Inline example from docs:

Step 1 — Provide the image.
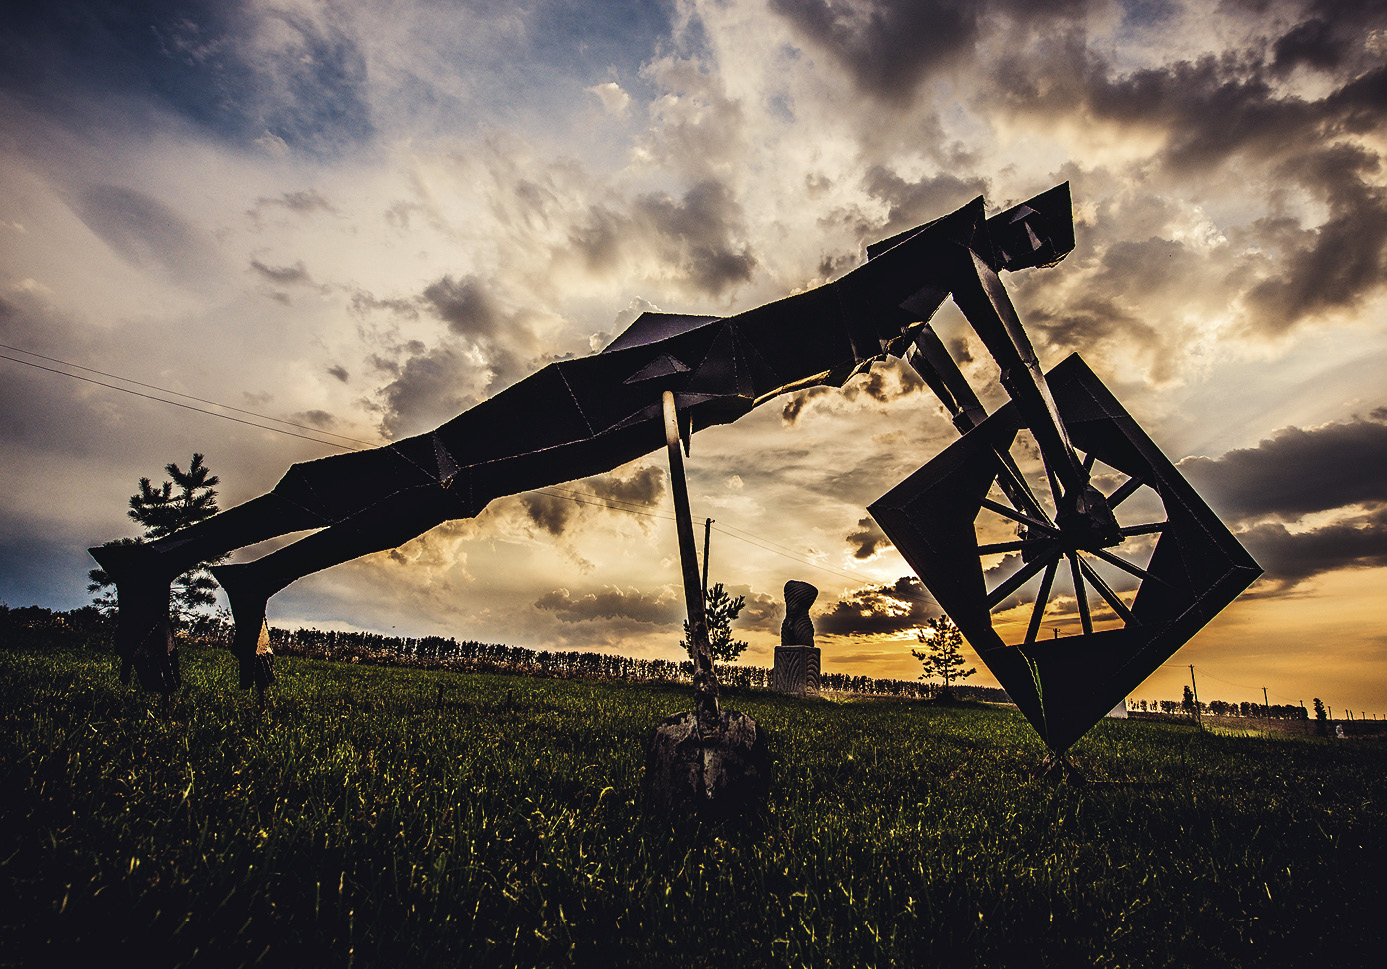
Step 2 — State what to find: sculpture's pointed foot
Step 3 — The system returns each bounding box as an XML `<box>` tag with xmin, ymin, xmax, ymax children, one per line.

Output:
<box><xmin>89</xmin><ymin>542</ymin><xmax>180</xmax><ymax>695</ymax></box>
<box><xmin>211</xmin><ymin>563</ymin><xmax>276</xmax><ymax>693</ymax></box>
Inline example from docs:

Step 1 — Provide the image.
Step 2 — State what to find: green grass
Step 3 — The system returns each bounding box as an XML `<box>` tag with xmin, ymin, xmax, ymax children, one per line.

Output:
<box><xmin>2</xmin><ymin>632</ymin><xmax>1383</xmax><ymax>968</ymax></box>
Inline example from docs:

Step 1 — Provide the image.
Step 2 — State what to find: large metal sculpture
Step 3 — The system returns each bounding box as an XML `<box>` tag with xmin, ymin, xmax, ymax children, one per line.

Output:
<box><xmin>91</xmin><ymin>182</ymin><xmax>1258</xmax><ymax>759</ymax></box>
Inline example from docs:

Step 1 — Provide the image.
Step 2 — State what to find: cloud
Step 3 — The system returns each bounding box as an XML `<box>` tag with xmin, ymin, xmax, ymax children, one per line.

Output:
<box><xmin>588</xmin><ymin>465</ymin><xmax>666</xmax><ymax>508</ymax></box>
<box><xmin>533</xmin><ymin>585</ymin><xmax>680</xmax><ymax>624</ymax></box>
<box><xmin>587</xmin><ymin>81</ymin><xmax>631</xmax><ymax>117</ymax></box>
<box><xmin>373</xmin><ymin>343</ymin><xmax>483</xmax><ymax>439</ymax></box>
<box><xmin>567</xmin><ymin>179</ymin><xmax>758</xmax><ymax>297</ymax></box>
<box><xmin>71</xmin><ymin>184</ymin><xmax>219</xmax><ymax>284</ymax></box>
<box><xmin>1238</xmin><ymin>509</ymin><xmax>1387</xmax><ymax>590</ymax></box>
<box><xmin>0</xmin><ymin>3</ymin><xmax>373</xmax><ymax>155</ymax></box>
<box><xmin>421</xmin><ymin>275</ymin><xmax>509</xmax><ymax>341</ymax></box>
<box><xmin>1180</xmin><ymin>415</ymin><xmax>1387</xmax><ymax>522</ymax></box>
<box><xmin>519</xmin><ymin>491</ymin><xmax>577</xmax><ymax>537</ymax></box>
<box><xmin>817</xmin><ymin>576</ymin><xmax>939</xmax><ymax>636</ymax></box>
<box><xmin>1241</xmin><ymin>144</ymin><xmax>1387</xmax><ymax>334</ymax></box>
<box><xmin>846</xmin><ymin>516</ymin><xmax>891</xmax><ymax>560</ymax></box>
<box><xmin>250</xmin><ymin>259</ymin><xmax>310</xmax><ymax>285</ymax></box>
<box><xmin>327</xmin><ymin>365</ymin><xmax>349</xmax><ymax>383</ymax></box>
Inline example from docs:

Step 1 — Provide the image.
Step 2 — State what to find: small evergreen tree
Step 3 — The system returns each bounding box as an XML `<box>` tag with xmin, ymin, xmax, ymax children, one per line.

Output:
<box><xmin>680</xmin><ymin>582</ymin><xmax>749</xmax><ymax>664</ymax></box>
<box><xmin>1313</xmin><ymin>697</ymin><xmax>1328</xmax><ymax>736</ymax></box>
<box><xmin>88</xmin><ymin>453</ymin><xmax>226</xmax><ymax>626</ymax></box>
<box><xmin>912</xmin><ymin>614</ymin><xmax>974</xmax><ymax>700</ymax></box>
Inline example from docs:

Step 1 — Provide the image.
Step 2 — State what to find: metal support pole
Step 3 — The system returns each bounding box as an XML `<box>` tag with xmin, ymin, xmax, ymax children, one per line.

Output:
<box><xmin>1189</xmin><ymin>664</ymin><xmax>1201</xmax><ymax>725</ymax></box>
<box><xmin>663</xmin><ymin>391</ymin><xmax>718</xmax><ymax>721</ymax></box>
<box><xmin>702</xmin><ymin>517</ymin><xmax>713</xmax><ymax>597</ymax></box>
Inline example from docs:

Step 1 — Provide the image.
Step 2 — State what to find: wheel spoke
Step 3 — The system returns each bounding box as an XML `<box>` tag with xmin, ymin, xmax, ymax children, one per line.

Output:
<box><xmin>1077</xmin><ymin>555</ymin><xmax>1137</xmax><ymax>626</ymax></box>
<box><xmin>1120</xmin><ymin>521</ymin><xmax>1166</xmax><ymax>537</ymax></box>
<box><xmin>1081</xmin><ymin>451</ymin><xmax>1096</xmax><ymax>474</ymax></box>
<box><xmin>986</xmin><ymin>544</ymin><xmax>1061</xmax><ymax>610</ymax></box>
<box><xmin>1025</xmin><ymin>559</ymin><xmax>1059</xmax><ymax>644</ymax></box>
<box><xmin>980</xmin><ymin>498</ymin><xmax>1059</xmax><ymax>535</ymax></box>
<box><xmin>1108</xmin><ymin>474</ymin><xmax>1145</xmax><ymax>508</ymax></box>
<box><xmin>1068</xmin><ymin>552</ymin><xmax>1092</xmax><ymax>635</ymax></box>
<box><xmin>977</xmin><ymin>538</ymin><xmax>1053</xmax><ymax>555</ymax></box>
<box><xmin>1087</xmin><ymin>546</ymin><xmax>1168</xmax><ymax>587</ymax></box>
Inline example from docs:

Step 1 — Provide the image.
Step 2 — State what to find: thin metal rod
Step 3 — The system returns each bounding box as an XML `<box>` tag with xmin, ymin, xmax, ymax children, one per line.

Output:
<box><xmin>1119</xmin><ymin>521</ymin><xmax>1166</xmax><ymax>537</ymax></box>
<box><xmin>702</xmin><ymin>517</ymin><xmax>713</xmax><ymax>596</ymax></box>
<box><xmin>1025</xmin><ymin>560</ymin><xmax>1059</xmax><ymax>644</ymax></box>
<box><xmin>663</xmin><ymin>391</ymin><xmax>718</xmax><ymax>719</ymax></box>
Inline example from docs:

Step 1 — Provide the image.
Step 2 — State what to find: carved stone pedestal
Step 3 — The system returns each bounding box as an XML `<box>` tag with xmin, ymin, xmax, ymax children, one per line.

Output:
<box><xmin>772</xmin><ymin>644</ymin><xmax>821</xmax><ymax>696</ymax></box>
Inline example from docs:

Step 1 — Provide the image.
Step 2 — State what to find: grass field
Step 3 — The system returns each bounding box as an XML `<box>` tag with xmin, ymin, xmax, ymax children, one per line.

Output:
<box><xmin>2</xmin><ymin>631</ymin><xmax>1383</xmax><ymax>968</ymax></box>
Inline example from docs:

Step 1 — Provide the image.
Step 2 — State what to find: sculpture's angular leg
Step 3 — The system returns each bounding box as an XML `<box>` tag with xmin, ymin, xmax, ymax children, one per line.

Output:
<box><xmin>88</xmin><ymin>541</ymin><xmax>180</xmax><ymax>695</ymax></box>
<box><xmin>209</xmin><ymin>563</ymin><xmax>275</xmax><ymax>694</ymax></box>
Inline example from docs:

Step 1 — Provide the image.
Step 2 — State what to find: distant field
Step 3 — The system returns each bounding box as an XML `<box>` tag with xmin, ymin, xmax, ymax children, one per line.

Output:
<box><xmin>2</xmin><ymin>632</ymin><xmax>1383</xmax><ymax>968</ymax></box>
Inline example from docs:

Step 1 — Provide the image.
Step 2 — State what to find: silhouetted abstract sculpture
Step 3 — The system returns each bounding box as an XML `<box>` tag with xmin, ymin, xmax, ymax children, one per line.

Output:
<box><xmin>93</xmin><ymin>181</ymin><xmax>1259</xmax><ymax>760</ymax></box>
<box><xmin>773</xmin><ymin>580</ymin><xmax>820</xmax><ymax>696</ymax></box>
<box><xmin>93</xmin><ymin>184</ymin><xmax>1076</xmax><ymax>696</ymax></box>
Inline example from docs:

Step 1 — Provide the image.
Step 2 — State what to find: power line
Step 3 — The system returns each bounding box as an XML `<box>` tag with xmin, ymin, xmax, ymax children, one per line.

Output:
<box><xmin>0</xmin><ymin>343</ymin><xmax>378</xmax><ymax>447</ymax></box>
<box><xmin>1</xmin><ymin>352</ymin><xmax>362</xmax><ymax>451</ymax></box>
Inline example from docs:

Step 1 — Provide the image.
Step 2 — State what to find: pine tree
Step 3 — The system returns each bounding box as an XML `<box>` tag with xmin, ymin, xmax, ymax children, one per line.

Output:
<box><xmin>680</xmin><ymin>582</ymin><xmax>749</xmax><ymax>664</ymax></box>
<box><xmin>912</xmin><ymin>614</ymin><xmax>975</xmax><ymax>700</ymax></box>
<box><xmin>88</xmin><ymin>453</ymin><xmax>226</xmax><ymax>625</ymax></box>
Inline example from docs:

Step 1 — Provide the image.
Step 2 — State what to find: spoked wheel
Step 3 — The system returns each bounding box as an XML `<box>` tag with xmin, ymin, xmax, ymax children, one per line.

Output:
<box><xmin>870</xmin><ymin>354</ymin><xmax>1260</xmax><ymax>754</ymax></box>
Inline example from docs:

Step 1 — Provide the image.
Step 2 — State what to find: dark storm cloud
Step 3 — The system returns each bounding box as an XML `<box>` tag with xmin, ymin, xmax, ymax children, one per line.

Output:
<box><xmin>769</xmin><ymin>0</ymin><xmax>1096</xmax><ymax>104</ymax></box>
<box><xmin>1180</xmin><ymin>415</ymin><xmax>1387</xmax><ymax>522</ymax></box>
<box><xmin>72</xmin><ymin>184</ymin><xmax>218</xmax><ymax>283</ymax></box>
<box><xmin>1238</xmin><ymin>509</ymin><xmax>1387</xmax><ymax>589</ymax></box>
<box><xmin>861</xmin><ymin>167</ymin><xmax>989</xmax><ymax>238</ymax></box>
<box><xmin>249</xmin><ymin>259</ymin><xmax>310</xmax><ymax>285</ymax></box>
<box><xmin>991</xmin><ymin>43</ymin><xmax>1321</xmax><ymax>174</ymax></box>
<box><xmin>375</xmin><ymin>344</ymin><xmax>480</xmax><ymax>439</ymax></box>
<box><xmin>587</xmin><ymin>466</ymin><xmax>666</xmax><ymax>508</ymax></box>
<box><xmin>846</xmin><ymin>516</ymin><xmax>891</xmax><ymax>559</ymax></box>
<box><xmin>1270</xmin><ymin>18</ymin><xmax>1348</xmax><ymax>75</ymax></box>
<box><xmin>533</xmin><ymin>586</ymin><xmax>680</xmax><ymax>624</ymax></box>
<box><xmin>1242</xmin><ymin>145</ymin><xmax>1387</xmax><ymax>334</ymax></box>
<box><xmin>818</xmin><ymin>576</ymin><xmax>939</xmax><ymax>636</ymax></box>
<box><xmin>570</xmin><ymin>179</ymin><xmax>757</xmax><ymax>297</ymax></box>
<box><xmin>843</xmin><ymin>361</ymin><xmax>925</xmax><ymax>405</ymax></box>
<box><xmin>414</xmin><ymin>275</ymin><xmax>540</xmax><ymax>410</ymax></box>
<box><xmin>520</xmin><ymin>492</ymin><xmax>577</xmax><ymax>537</ymax></box>
<box><xmin>0</xmin><ymin>2</ymin><xmax>372</xmax><ymax>155</ymax></box>
<box><xmin>421</xmin><ymin>276</ymin><xmax>508</xmax><ymax>340</ymax></box>
<box><xmin>779</xmin><ymin>386</ymin><xmax>833</xmax><ymax>425</ymax></box>
<box><xmin>327</xmin><ymin>365</ymin><xmax>349</xmax><ymax>383</ymax></box>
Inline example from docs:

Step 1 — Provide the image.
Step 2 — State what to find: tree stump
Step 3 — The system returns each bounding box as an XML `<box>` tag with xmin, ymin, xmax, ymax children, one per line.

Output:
<box><xmin>645</xmin><ymin>709</ymin><xmax>770</xmax><ymax>823</ymax></box>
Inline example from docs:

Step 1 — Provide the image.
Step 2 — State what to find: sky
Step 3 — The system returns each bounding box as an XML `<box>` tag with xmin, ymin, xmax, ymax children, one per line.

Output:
<box><xmin>1</xmin><ymin>0</ymin><xmax>1385</xmax><ymax>714</ymax></box>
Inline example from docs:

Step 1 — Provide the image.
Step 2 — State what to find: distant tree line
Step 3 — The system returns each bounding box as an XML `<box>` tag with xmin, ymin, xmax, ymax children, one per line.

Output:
<box><xmin>265</xmin><ymin>624</ymin><xmax>1000</xmax><ymax>699</ymax></box>
<box><xmin>2</xmin><ymin>605</ymin><xmax>1326</xmax><ymax>716</ymax></box>
<box><xmin>1127</xmin><ymin>695</ymin><xmax>1309</xmax><ymax>720</ymax></box>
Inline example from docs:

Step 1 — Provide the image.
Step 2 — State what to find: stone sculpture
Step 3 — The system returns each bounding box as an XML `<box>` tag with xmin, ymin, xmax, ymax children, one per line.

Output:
<box><xmin>773</xmin><ymin>580</ymin><xmax>820</xmax><ymax>696</ymax></box>
<box><xmin>92</xmin><ymin>181</ymin><xmax>1259</xmax><ymax>762</ymax></box>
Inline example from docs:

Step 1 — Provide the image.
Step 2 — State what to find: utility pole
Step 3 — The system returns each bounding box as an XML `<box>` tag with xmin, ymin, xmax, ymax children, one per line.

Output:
<box><xmin>1189</xmin><ymin>665</ymin><xmax>1201</xmax><ymax>724</ymax></box>
<box><xmin>702</xmin><ymin>517</ymin><xmax>713</xmax><ymax>596</ymax></box>
<box><xmin>1262</xmin><ymin>686</ymin><xmax>1269</xmax><ymax>717</ymax></box>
